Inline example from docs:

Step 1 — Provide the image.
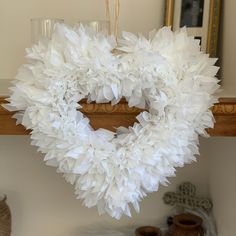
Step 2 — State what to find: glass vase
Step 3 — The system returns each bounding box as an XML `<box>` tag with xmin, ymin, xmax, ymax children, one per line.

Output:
<box><xmin>30</xmin><ymin>18</ymin><xmax>64</xmax><ymax>44</ymax></box>
<box><xmin>77</xmin><ymin>20</ymin><xmax>110</xmax><ymax>35</ymax></box>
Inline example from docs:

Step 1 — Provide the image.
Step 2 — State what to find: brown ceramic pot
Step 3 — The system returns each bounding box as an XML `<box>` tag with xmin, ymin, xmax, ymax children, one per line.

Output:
<box><xmin>135</xmin><ymin>226</ymin><xmax>161</xmax><ymax>236</ymax></box>
<box><xmin>169</xmin><ymin>213</ymin><xmax>203</xmax><ymax>236</ymax></box>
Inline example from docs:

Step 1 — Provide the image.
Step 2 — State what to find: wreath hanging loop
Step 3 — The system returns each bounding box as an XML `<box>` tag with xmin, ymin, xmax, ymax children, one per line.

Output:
<box><xmin>105</xmin><ymin>0</ymin><xmax>120</xmax><ymax>41</ymax></box>
<box><xmin>5</xmin><ymin>23</ymin><xmax>219</xmax><ymax>219</ymax></box>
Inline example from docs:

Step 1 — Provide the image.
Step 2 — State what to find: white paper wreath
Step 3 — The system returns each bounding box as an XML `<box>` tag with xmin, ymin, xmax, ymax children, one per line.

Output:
<box><xmin>5</xmin><ymin>24</ymin><xmax>219</xmax><ymax>219</ymax></box>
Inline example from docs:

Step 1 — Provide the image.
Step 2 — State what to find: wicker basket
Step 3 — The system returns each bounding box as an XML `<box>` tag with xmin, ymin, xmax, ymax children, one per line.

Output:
<box><xmin>0</xmin><ymin>195</ymin><xmax>11</xmax><ymax>236</ymax></box>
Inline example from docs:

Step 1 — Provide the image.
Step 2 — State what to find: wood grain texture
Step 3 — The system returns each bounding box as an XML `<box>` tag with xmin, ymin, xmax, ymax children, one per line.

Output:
<box><xmin>1</xmin><ymin>96</ymin><xmax>236</xmax><ymax>136</ymax></box>
<box><xmin>208</xmin><ymin>98</ymin><xmax>236</xmax><ymax>136</ymax></box>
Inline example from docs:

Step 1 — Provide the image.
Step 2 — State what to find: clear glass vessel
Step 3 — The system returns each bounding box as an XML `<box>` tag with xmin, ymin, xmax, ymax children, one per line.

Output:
<box><xmin>77</xmin><ymin>20</ymin><xmax>110</xmax><ymax>34</ymax></box>
<box><xmin>30</xmin><ymin>18</ymin><xmax>64</xmax><ymax>44</ymax></box>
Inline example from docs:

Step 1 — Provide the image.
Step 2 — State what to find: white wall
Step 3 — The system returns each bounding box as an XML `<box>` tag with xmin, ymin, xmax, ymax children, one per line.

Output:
<box><xmin>0</xmin><ymin>136</ymin><xmax>209</xmax><ymax>236</ymax></box>
<box><xmin>207</xmin><ymin>2</ymin><xmax>236</xmax><ymax>236</ymax></box>
<box><xmin>208</xmin><ymin>138</ymin><xmax>236</xmax><ymax>236</ymax></box>
<box><xmin>0</xmin><ymin>0</ymin><xmax>165</xmax><ymax>80</ymax></box>
<box><xmin>219</xmin><ymin>0</ymin><xmax>236</xmax><ymax>96</ymax></box>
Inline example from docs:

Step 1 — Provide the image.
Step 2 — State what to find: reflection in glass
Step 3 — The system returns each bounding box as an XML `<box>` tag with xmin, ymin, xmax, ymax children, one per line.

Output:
<box><xmin>180</xmin><ymin>0</ymin><xmax>204</xmax><ymax>27</ymax></box>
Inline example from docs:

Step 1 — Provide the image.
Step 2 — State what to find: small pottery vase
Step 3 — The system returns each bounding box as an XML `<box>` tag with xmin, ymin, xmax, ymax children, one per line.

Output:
<box><xmin>169</xmin><ymin>213</ymin><xmax>203</xmax><ymax>236</ymax></box>
<box><xmin>135</xmin><ymin>226</ymin><xmax>161</xmax><ymax>236</ymax></box>
<box><xmin>0</xmin><ymin>195</ymin><xmax>11</xmax><ymax>236</ymax></box>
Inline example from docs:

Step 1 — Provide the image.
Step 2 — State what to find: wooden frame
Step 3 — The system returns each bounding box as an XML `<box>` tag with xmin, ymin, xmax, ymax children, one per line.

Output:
<box><xmin>165</xmin><ymin>0</ymin><xmax>221</xmax><ymax>57</ymax></box>
<box><xmin>1</xmin><ymin>96</ymin><xmax>236</xmax><ymax>136</ymax></box>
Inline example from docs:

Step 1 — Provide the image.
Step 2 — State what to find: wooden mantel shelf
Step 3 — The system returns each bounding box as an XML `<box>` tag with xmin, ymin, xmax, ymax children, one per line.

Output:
<box><xmin>1</xmin><ymin>96</ymin><xmax>236</xmax><ymax>136</ymax></box>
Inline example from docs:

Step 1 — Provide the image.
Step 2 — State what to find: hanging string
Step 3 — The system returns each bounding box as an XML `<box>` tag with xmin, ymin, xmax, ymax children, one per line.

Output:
<box><xmin>105</xmin><ymin>0</ymin><xmax>111</xmax><ymax>35</ymax></box>
<box><xmin>104</xmin><ymin>0</ymin><xmax>120</xmax><ymax>43</ymax></box>
<box><xmin>114</xmin><ymin>0</ymin><xmax>120</xmax><ymax>43</ymax></box>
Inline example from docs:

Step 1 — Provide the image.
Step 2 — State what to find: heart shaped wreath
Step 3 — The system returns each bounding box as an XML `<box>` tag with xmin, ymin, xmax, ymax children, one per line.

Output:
<box><xmin>5</xmin><ymin>24</ymin><xmax>219</xmax><ymax>219</ymax></box>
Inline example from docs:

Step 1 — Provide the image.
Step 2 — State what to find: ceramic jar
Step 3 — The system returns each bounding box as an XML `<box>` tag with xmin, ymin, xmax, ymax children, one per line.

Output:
<box><xmin>135</xmin><ymin>226</ymin><xmax>161</xmax><ymax>236</ymax></box>
<box><xmin>169</xmin><ymin>213</ymin><xmax>203</xmax><ymax>236</ymax></box>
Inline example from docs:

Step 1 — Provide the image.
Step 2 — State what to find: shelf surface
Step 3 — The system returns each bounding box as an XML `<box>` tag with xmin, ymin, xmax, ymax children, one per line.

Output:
<box><xmin>1</xmin><ymin>96</ymin><xmax>236</xmax><ymax>136</ymax></box>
